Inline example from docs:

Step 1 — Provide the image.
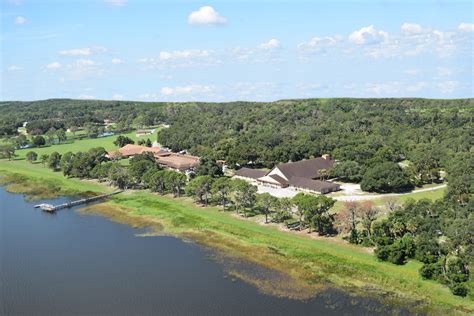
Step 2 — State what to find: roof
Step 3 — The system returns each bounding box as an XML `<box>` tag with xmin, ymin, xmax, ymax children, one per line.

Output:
<box><xmin>234</xmin><ymin>167</ymin><xmax>267</xmax><ymax>180</ymax></box>
<box><xmin>269</xmin><ymin>174</ymin><xmax>288</xmax><ymax>186</ymax></box>
<box><xmin>276</xmin><ymin>157</ymin><xmax>334</xmax><ymax>180</ymax></box>
<box><xmin>155</xmin><ymin>152</ymin><xmax>200</xmax><ymax>171</ymax></box>
<box><xmin>108</xmin><ymin>144</ymin><xmax>162</xmax><ymax>157</ymax></box>
<box><xmin>288</xmin><ymin>177</ymin><xmax>340</xmax><ymax>193</ymax></box>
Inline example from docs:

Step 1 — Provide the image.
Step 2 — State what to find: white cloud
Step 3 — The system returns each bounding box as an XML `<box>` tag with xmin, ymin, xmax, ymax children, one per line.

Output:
<box><xmin>7</xmin><ymin>65</ymin><xmax>23</xmax><ymax>72</ymax></box>
<box><xmin>160</xmin><ymin>85</ymin><xmax>213</xmax><ymax>96</ymax></box>
<box><xmin>59</xmin><ymin>46</ymin><xmax>107</xmax><ymax>56</ymax></box>
<box><xmin>350</xmin><ymin>23</ymin><xmax>468</xmax><ymax>58</ymax></box>
<box><xmin>15</xmin><ymin>16</ymin><xmax>26</xmax><ymax>25</ymax></box>
<box><xmin>111</xmin><ymin>58</ymin><xmax>122</xmax><ymax>64</ymax></box>
<box><xmin>139</xmin><ymin>50</ymin><xmax>219</xmax><ymax>68</ymax></box>
<box><xmin>59</xmin><ymin>48</ymin><xmax>92</xmax><ymax>56</ymax></box>
<box><xmin>61</xmin><ymin>59</ymin><xmax>102</xmax><ymax>80</ymax></box>
<box><xmin>437</xmin><ymin>81</ymin><xmax>459</xmax><ymax>94</ymax></box>
<box><xmin>159</xmin><ymin>49</ymin><xmax>211</xmax><ymax>61</ymax></box>
<box><xmin>188</xmin><ymin>6</ymin><xmax>226</xmax><ymax>26</ymax></box>
<box><xmin>349</xmin><ymin>25</ymin><xmax>388</xmax><ymax>45</ymax></box>
<box><xmin>105</xmin><ymin>0</ymin><xmax>126</xmax><ymax>6</ymax></box>
<box><xmin>112</xmin><ymin>94</ymin><xmax>124</xmax><ymax>100</ymax></box>
<box><xmin>74</xmin><ymin>59</ymin><xmax>96</xmax><ymax>66</ymax></box>
<box><xmin>297</xmin><ymin>36</ymin><xmax>338</xmax><ymax>54</ymax></box>
<box><xmin>258</xmin><ymin>38</ymin><xmax>281</xmax><ymax>50</ymax></box>
<box><xmin>401</xmin><ymin>23</ymin><xmax>423</xmax><ymax>34</ymax></box>
<box><xmin>458</xmin><ymin>22</ymin><xmax>474</xmax><ymax>32</ymax></box>
<box><xmin>46</xmin><ymin>62</ymin><xmax>62</xmax><ymax>69</ymax></box>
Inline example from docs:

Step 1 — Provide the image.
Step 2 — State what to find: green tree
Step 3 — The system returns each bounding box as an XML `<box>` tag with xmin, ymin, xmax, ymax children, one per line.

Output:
<box><xmin>330</xmin><ymin>160</ymin><xmax>362</xmax><ymax>182</ymax></box>
<box><xmin>292</xmin><ymin>193</ymin><xmax>307</xmax><ymax>230</ymax></box>
<box><xmin>108</xmin><ymin>163</ymin><xmax>132</xmax><ymax>189</ymax></box>
<box><xmin>69</xmin><ymin>126</ymin><xmax>79</xmax><ymax>138</ymax></box>
<box><xmin>231</xmin><ymin>179</ymin><xmax>257</xmax><ymax>215</ymax></box>
<box><xmin>166</xmin><ymin>171</ymin><xmax>187</xmax><ymax>197</ymax></box>
<box><xmin>445</xmin><ymin>153</ymin><xmax>472</xmax><ymax>205</ymax></box>
<box><xmin>32</xmin><ymin>135</ymin><xmax>46</xmax><ymax>147</ymax></box>
<box><xmin>45</xmin><ymin>127</ymin><xmax>56</xmax><ymax>144</ymax></box>
<box><xmin>114</xmin><ymin>135</ymin><xmax>135</xmax><ymax>147</ymax></box>
<box><xmin>211</xmin><ymin>177</ymin><xmax>232</xmax><ymax>210</ymax></box>
<box><xmin>195</xmin><ymin>156</ymin><xmax>223</xmax><ymax>177</ymax></box>
<box><xmin>129</xmin><ymin>159</ymin><xmax>157</xmax><ymax>185</ymax></box>
<box><xmin>84</xmin><ymin>123</ymin><xmax>99</xmax><ymax>138</ymax></box>
<box><xmin>0</xmin><ymin>144</ymin><xmax>16</xmax><ymax>160</ymax></box>
<box><xmin>361</xmin><ymin>162</ymin><xmax>414</xmax><ymax>193</ymax></box>
<box><xmin>47</xmin><ymin>151</ymin><xmax>61</xmax><ymax>171</ymax></box>
<box><xmin>256</xmin><ymin>193</ymin><xmax>278</xmax><ymax>223</ymax></box>
<box><xmin>40</xmin><ymin>154</ymin><xmax>49</xmax><ymax>166</ymax></box>
<box><xmin>272</xmin><ymin>197</ymin><xmax>293</xmax><ymax>223</ymax></box>
<box><xmin>60</xmin><ymin>152</ymin><xmax>75</xmax><ymax>176</ymax></box>
<box><xmin>26</xmin><ymin>151</ymin><xmax>38</xmax><ymax>163</ymax></box>
<box><xmin>14</xmin><ymin>134</ymin><xmax>29</xmax><ymax>148</ymax></box>
<box><xmin>56</xmin><ymin>128</ymin><xmax>67</xmax><ymax>144</ymax></box>
<box><xmin>186</xmin><ymin>175</ymin><xmax>214</xmax><ymax>205</ymax></box>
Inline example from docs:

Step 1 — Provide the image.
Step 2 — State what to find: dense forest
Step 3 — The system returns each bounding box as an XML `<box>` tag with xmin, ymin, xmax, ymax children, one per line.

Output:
<box><xmin>2</xmin><ymin>98</ymin><xmax>472</xmax><ymax>192</ymax></box>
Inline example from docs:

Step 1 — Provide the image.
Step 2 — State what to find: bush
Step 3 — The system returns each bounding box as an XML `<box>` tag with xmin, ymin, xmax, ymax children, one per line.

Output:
<box><xmin>375</xmin><ymin>241</ymin><xmax>408</xmax><ymax>265</ymax></box>
<box><xmin>349</xmin><ymin>229</ymin><xmax>359</xmax><ymax>244</ymax></box>
<box><xmin>387</xmin><ymin>243</ymin><xmax>407</xmax><ymax>265</ymax></box>
<box><xmin>450</xmin><ymin>283</ymin><xmax>469</xmax><ymax>297</ymax></box>
<box><xmin>375</xmin><ymin>246</ymin><xmax>390</xmax><ymax>261</ymax></box>
<box><xmin>419</xmin><ymin>263</ymin><xmax>443</xmax><ymax>280</ymax></box>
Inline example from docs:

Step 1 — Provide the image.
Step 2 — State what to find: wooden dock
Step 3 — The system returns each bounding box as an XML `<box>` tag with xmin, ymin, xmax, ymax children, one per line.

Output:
<box><xmin>34</xmin><ymin>191</ymin><xmax>123</xmax><ymax>213</ymax></box>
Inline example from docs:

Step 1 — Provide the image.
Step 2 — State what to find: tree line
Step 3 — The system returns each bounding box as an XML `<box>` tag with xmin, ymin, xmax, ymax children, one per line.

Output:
<box><xmin>336</xmin><ymin>153</ymin><xmax>472</xmax><ymax>297</ymax></box>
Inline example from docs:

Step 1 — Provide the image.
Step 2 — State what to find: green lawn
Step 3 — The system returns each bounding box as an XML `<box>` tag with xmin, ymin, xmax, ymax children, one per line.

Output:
<box><xmin>12</xmin><ymin>128</ymin><xmax>160</xmax><ymax>160</ymax></box>
<box><xmin>0</xmin><ymin>159</ymin><xmax>472</xmax><ymax>314</ymax></box>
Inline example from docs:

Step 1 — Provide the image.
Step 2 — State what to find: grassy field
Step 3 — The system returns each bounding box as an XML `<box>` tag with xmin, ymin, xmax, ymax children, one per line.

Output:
<box><xmin>0</xmin><ymin>158</ymin><xmax>472</xmax><ymax>314</ymax></box>
<box><xmin>10</xmin><ymin>128</ymin><xmax>159</xmax><ymax>160</ymax></box>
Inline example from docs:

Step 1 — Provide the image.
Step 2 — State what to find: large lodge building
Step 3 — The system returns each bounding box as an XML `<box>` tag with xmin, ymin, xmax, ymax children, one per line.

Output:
<box><xmin>107</xmin><ymin>144</ymin><xmax>200</xmax><ymax>172</ymax></box>
<box><xmin>234</xmin><ymin>155</ymin><xmax>340</xmax><ymax>194</ymax></box>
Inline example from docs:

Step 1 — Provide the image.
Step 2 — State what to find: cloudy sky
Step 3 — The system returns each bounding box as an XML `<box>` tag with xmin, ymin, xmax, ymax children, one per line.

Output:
<box><xmin>1</xmin><ymin>0</ymin><xmax>473</xmax><ymax>101</ymax></box>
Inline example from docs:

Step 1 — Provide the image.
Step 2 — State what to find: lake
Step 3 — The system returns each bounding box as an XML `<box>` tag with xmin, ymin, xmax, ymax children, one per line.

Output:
<box><xmin>0</xmin><ymin>188</ymin><xmax>409</xmax><ymax>315</ymax></box>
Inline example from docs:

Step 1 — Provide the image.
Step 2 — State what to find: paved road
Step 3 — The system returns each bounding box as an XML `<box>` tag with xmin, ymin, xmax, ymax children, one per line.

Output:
<box><xmin>333</xmin><ymin>184</ymin><xmax>447</xmax><ymax>201</ymax></box>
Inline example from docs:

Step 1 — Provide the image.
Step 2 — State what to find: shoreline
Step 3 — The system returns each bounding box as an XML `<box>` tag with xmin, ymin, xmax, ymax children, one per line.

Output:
<box><xmin>1</xmin><ymin>161</ymin><xmax>473</xmax><ymax>315</ymax></box>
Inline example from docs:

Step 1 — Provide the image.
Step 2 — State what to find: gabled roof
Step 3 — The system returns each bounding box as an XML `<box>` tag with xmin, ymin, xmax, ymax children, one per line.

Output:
<box><xmin>234</xmin><ymin>167</ymin><xmax>267</xmax><ymax>180</ymax></box>
<box><xmin>288</xmin><ymin>177</ymin><xmax>340</xmax><ymax>193</ymax></box>
<box><xmin>276</xmin><ymin>157</ymin><xmax>334</xmax><ymax>180</ymax></box>
<box><xmin>269</xmin><ymin>174</ymin><xmax>288</xmax><ymax>186</ymax></box>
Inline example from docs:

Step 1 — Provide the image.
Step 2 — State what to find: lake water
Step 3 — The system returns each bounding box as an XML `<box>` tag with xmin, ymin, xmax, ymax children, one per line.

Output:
<box><xmin>0</xmin><ymin>188</ymin><xmax>409</xmax><ymax>315</ymax></box>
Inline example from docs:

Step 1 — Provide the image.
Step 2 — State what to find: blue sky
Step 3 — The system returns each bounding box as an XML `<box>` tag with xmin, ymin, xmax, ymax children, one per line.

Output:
<box><xmin>1</xmin><ymin>0</ymin><xmax>473</xmax><ymax>101</ymax></box>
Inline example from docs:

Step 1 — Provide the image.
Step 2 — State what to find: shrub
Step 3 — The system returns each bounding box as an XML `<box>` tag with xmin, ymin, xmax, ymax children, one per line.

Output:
<box><xmin>349</xmin><ymin>229</ymin><xmax>359</xmax><ymax>244</ymax></box>
<box><xmin>375</xmin><ymin>245</ymin><xmax>390</xmax><ymax>261</ymax></box>
<box><xmin>450</xmin><ymin>283</ymin><xmax>469</xmax><ymax>297</ymax></box>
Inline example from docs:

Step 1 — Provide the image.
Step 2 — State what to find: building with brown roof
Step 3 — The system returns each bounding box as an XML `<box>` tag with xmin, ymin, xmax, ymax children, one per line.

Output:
<box><xmin>234</xmin><ymin>156</ymin><xmax>340</xmax><ymax>194</ymax></box>
<box><xmin>154</xmin><ymin>152</ymin><xmax>200</xmax><ymax>172</ymax></box>
<box><xmin>234</xmin><ymin>167</ymin><xmax>267</xmax><ymax>181</ymax></box>
<box><xmin>107</xmin><ymin>144</ymin><xmax>163</xmax><ymax>158</ymax></box>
